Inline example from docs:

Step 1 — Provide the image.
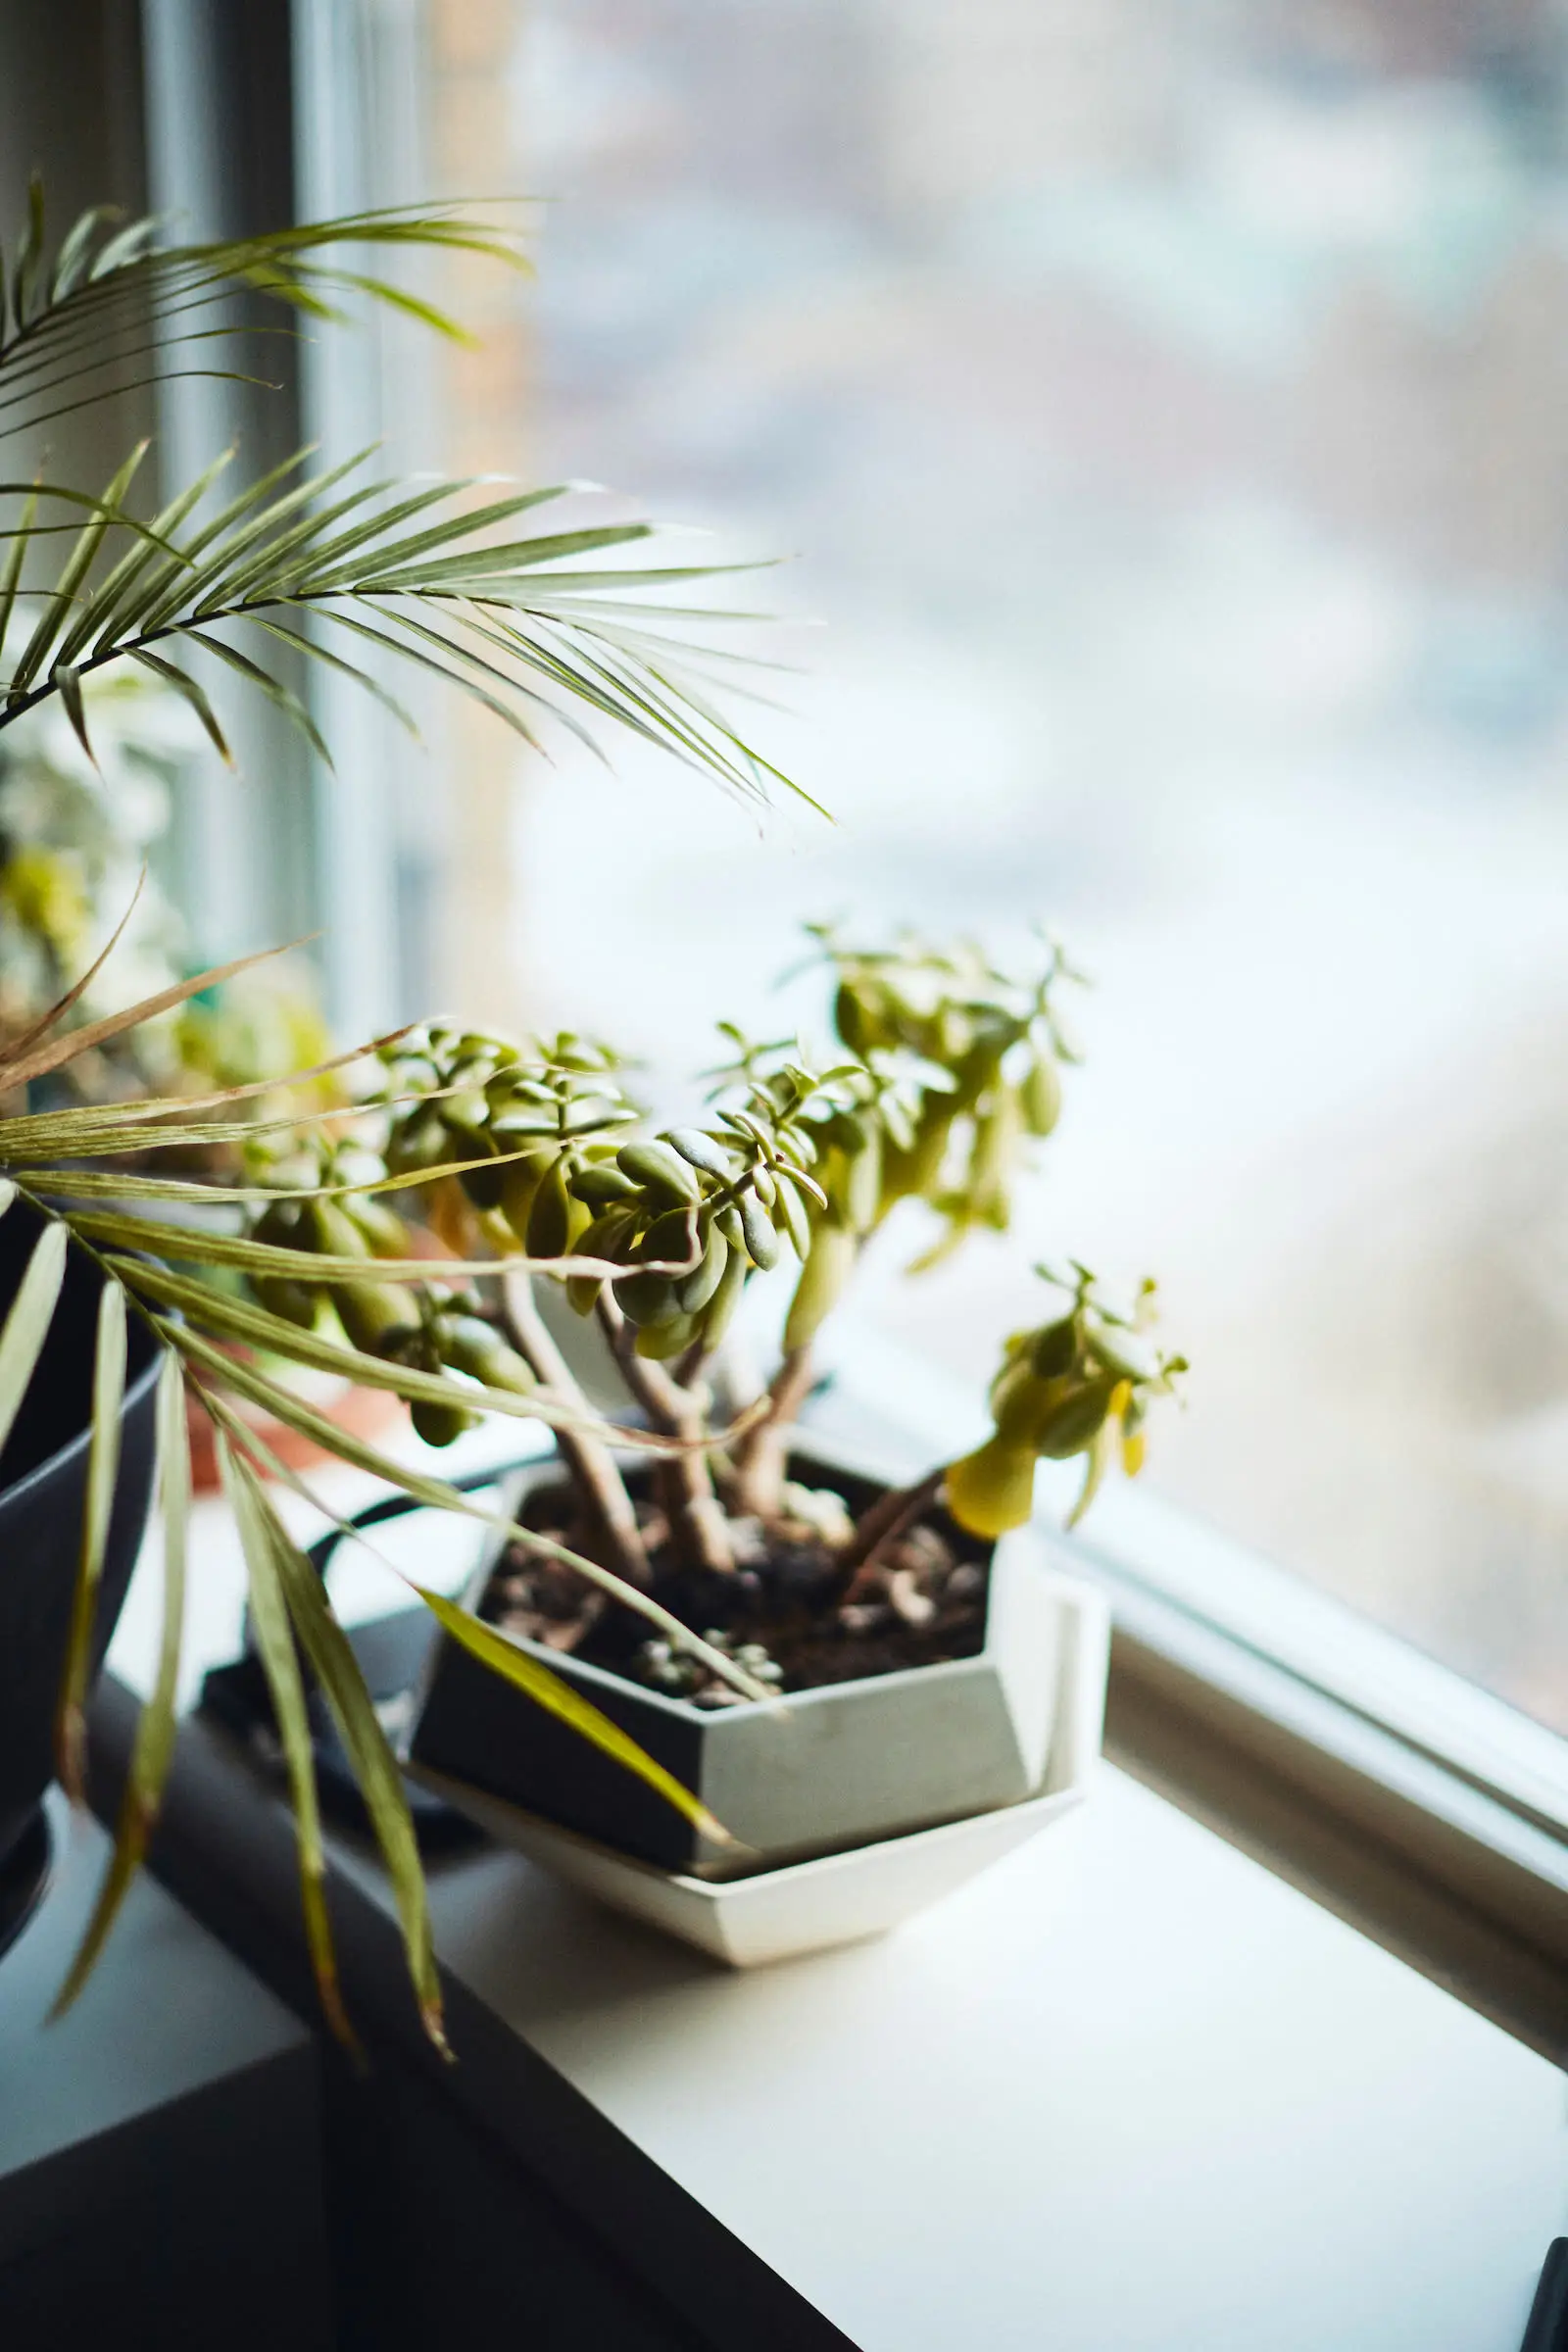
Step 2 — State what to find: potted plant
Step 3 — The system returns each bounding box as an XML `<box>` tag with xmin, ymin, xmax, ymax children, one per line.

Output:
<box><xmin>0</xmin><ymin>180</ymin><xmax>797</xmax><ymax>2039</ymax></box>
<box><xmin>246</xmin><ymin>928</ymin><xmax>1184</xmax><ymax>1908</ymax></box>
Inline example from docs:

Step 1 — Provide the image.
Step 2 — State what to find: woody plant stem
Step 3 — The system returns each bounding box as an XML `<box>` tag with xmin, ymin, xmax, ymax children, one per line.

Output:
<box><xmin>498</xmin><ymin>1269</ymin><xmax>652</xmax><ymax>1587</ymax></box>
<box><xmin>728</xmin><ymin>1343</ymin><xmax>819</xmax><ymax>1521</ymax></box>
<box><xmin>596</xmin><ymin>1293</ymin><xmax>735</xmax><ymax>1575</ymax></box>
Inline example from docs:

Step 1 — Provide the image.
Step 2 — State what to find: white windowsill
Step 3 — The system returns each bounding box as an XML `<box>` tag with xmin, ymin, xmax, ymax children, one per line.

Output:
<box><xmin>333</xmin><ymin>1715</ymin><xmax>1568</xmax><ymax>2351</ymax></box>
<box><xmin>98</xmin><ymin>1337</ymin><xmax>1568</xmax><ymax>2345</ymax></box>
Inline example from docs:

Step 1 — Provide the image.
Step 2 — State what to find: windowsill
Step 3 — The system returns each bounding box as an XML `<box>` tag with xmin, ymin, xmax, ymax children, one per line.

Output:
<box><xmin>92</xmin><ymin>1323</ymin><xmax>1568</xmax><ymax>2343</ymax></box>
<box><xmin>89</xmin><ymin>1673</ymin><xmax>1568</xmax><ymax>2352</ymax></box>
<box><xmin>105</xmin><ymin>1315</ymin><xmax>1568</xmax><ymax>2060</ymax></box>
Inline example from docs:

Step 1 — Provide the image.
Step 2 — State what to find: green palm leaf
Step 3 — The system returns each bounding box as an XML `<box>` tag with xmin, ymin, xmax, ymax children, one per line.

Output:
<box><xmin>161</xmin><ymin>1313</ymin><xmax>767</xmax><ymax>1703</ymax></box>
<box><xmin>0</xmin><ymin>183</ymin><xmax>530</xmax><ymax>442</ymax></box>
<box><xmin>0</xmin><ymin>1215</ymin><xmax>66</xmax><ymax>1454</ymax></box>
<box><xmin>0</xmin><ymin>482</ymin><xmax>35</xmax><ymax>651</ymax></box>
<box><xmin>0</xmin><ymin>865</ymin><xmax>147</xmax><ymax>1065</ymax></box>
<box><xmin>125</xmin><ymin>650</ymin><xmax>232</xmax><ymax>763</ymax></box>
<box><xmin>220</xmin><ymin>1434</ymin><xmax>360</xmax><ymax>2053</ymax></box>
<box><xmin>229</xmin><ymin>1448</ymin><xmax>448</xmax><ymax>2053</ymax></box>
<box><xmin>196</xmin><ymin>1376</ymin><xmax>729</xmax><ymax>2043</ymax></box>
<box><xmin>0</xmin><ymin>182</ymin><xmax>789</xmax><ymax>799</ymax></box>
<box><xmin>415</xmin><ymin>1588</ymin><xmax>730</xmax><ymax>1845</ymax></box>
<box><xmin>5</xmin><ymin>443</ymin><xmax>148</xmax><ymax>700</ymax></box>
<box><xmin>52</xmin><ymin>1354</ymin><xmax>189</xmax><ymax>2015</ymax></box>
<box><xmin>0</xmin><ymin>453</ymin><xmax>783</xmax><ymax>800</ymax></box>
<box><xmin>58</xmin><ymin>1207</ymin><xmax>690</xmax><ymax>1297</ymax></box>
<box><xmin>0</xmin><ymin>936</ymin><xmax>308</xmax><ymax>1095</ymax></box>
<box><xmin>0</xmin><ymin>175</ymin><xmax>808</xmax><ymax>2029</ymax></box>
<box><xmin>0</xmin><ymin>1020</ymin><xmax>416</xmax><ymax>1149</ymax></box>
<box><xmin>196</xmin><ymin>1368</ymin><xmax>733</xmax><ymax>1847</ymax></box>
<box><xmin>54</xmin><ymin>1277</ymin><xmax>125</xmax><ymax>1801</ymax></box>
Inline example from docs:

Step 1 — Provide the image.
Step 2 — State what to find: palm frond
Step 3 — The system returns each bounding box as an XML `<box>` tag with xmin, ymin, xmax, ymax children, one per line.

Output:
<box><xmin>0</xmin><ymin>1019</ymin><xmax>414</xmax><ymax>1144</ymax></box>
<box><xmin>201</xmin><ymin>1395</ymin><xmax>724</xmax><ymax>2044</ymax></box>
<box><xmin>53</xmin><ymin>1280</ymin><xmax>126</xmax><ymax>1802</ymax></box>
<box><xmin>221</xmin><ymin>1434</ymin><xmax>359</xmax><ymax>2052</ymax></box>
<box><xmin>52</xmin><ymin>1353</ymin><xmax>189</xmax><ymax>2016</ymax></box>
<box><xmin>0</xmin><ymin>180</ymin><xmax>791</xmax><ymax>797</ymax></box>
<box><xmin>0</xmin><ymin>1215</ymin><xmax>66</xmax><ymax>1453</ymax></box>
<box><xmin>0</xmin><ymin>483</ymin><xmax>34</xmax><ymax>650</ymax></box>
<box><xmin>1</xmin><ymin>453</ymin><xmax>784</xmax><ymax>800</ymax></box>
<box><xmin>230</xmin><ymin>1446</ymin><xmax>447</xmax><ymax>2053</ymax></box>
<box><xmin>416</xmin><ymin>1587</ymin><xmax>731</xmax><ymax>1844</ymax></box>
<box><xmin>0</xmin><ymin>181</ymin><xmax>531</xmax><ymax>443</ymax></box>
<box><xmin>0</xmin><ymin>865</ymin><xmax>146</xmax><ymax>1066</ymax></box>
<box><xmin>61</xmin><ymin>1208</ymin><xmax>676</xmax><ymax>1294</ymax></box>
<box><xmin>0</xmin><ymin>175</ymin><xmax>791</xmax><ymax>2033</ymax></box>
<box><xmin>0</xmin><ymin>936</ymin><xmax>310</xmax><ymax>1095</ymax></box>
<box><xmin>150</xmin><ymin>1308</ymin><xmax>767</xmax><ymax>1701</ymax></box>
<box><xmin>0</xmin><ymin>1168</ymin><xmax>741</xmax><ymax>2040</ymax></box>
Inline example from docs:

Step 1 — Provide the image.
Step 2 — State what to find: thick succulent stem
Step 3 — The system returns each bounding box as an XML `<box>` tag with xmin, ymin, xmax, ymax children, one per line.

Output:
<box><xmin>729</xmin><ymin>1344</ymin><xmax>818</xmax><ymax>1521</ymax></box>
<box><xmin>597</xmin><ymin>1296</ymin><xmax>735</xmax><ymax>1576</ymax></box>
<box><xmin>499</xmin><ymin>1271</ymin><xmax>652</xmax><ymax>1588</ymax></box>
<box><xmin>834</xmin><ymin>1466</ymin><xmax>946</xmax><ymax>1601</ymax></box>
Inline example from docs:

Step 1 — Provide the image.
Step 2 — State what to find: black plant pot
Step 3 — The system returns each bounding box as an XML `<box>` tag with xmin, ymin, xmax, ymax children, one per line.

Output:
<box><xmin>0</xmin><ymin>1200</ymin><xmax>162</xmax><ymax>1895</ymax></box>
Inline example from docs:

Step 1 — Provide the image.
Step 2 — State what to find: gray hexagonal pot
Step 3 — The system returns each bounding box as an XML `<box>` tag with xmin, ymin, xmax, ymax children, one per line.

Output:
<box><xmin>407</xmin><ymin>1436</ymin><xmax>1066</xmax><ymax>1879</ymax></box>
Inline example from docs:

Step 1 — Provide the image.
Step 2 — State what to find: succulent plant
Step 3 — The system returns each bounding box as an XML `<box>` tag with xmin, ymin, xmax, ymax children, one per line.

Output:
<box><xmin>248</xmin><ymin>923</ymin><xmax>1185</xmax><ymax>1604</ymax></box>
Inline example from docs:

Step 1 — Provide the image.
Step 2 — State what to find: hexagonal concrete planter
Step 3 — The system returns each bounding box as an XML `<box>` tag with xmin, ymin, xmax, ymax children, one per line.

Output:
<box><xmin>408</xmin><ymin>1437</ymin><xmax>1080</xmax><ymax>1879</ymax></box>
<box><xmin>411</xmin><ymin>1572</ymin><xmax>1106</xmax><ymax>1966</ymax></box>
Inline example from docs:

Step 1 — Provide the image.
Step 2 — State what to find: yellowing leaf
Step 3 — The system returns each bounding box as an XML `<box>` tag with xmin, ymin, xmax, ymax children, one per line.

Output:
<box><xmin>220</xmin><ymin>1437</ymin><xmax>359</xmax><ymax>2056</ymax></box>
<box><xmin>415</xmin><ymin>1586</ymin><xmax>730</xmax><ymax>1846</ymax></box>
<box><xmin>53</xmin><ymin>1352</ymin><xmax>188</xmax><ymax>2014</ymax></box>
<box><xmin>0</xmin><ymin>1218</ymin><xmax>67</xmax><ymax>1455</ymax></box>
<box><xmin>54</xmin><ymin>1278</ymin><xmax>125</xmax><ymax>1800</ymax></box>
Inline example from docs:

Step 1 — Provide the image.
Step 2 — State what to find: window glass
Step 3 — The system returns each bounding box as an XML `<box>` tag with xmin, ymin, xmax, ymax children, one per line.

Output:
<box><xmin>439</xmin><ymin>1</ymin><xmax>1568</xmax><ymax>1734</ymax></box>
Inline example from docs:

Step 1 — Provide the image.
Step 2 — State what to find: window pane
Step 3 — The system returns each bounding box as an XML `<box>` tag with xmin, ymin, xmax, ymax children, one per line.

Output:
<box><xmin>435</xmin><ymin>2</ymin><xmax>1568</xmax><ymax>1734</ymax></box>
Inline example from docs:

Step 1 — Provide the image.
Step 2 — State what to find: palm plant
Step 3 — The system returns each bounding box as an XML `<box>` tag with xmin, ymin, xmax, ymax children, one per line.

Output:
<box><xmin>0</xmin><ymin>182</ymin><xmax>801</xmax><ymax>2048</ymax></box>
<box><xmin>1</xmin><ymin>184</ymin><xmax>788</xmax><ymax>798</ymax></box>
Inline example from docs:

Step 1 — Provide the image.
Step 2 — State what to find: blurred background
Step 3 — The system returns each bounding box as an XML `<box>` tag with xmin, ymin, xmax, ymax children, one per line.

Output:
<box><xmin>5</xmin><ymin>0</ymin><xmax>1568</xmax><ymax>1733</ymax></box>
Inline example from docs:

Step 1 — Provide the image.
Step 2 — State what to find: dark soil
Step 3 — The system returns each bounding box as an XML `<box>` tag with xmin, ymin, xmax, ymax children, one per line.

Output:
<box><xmin>480</xmin><ymin>1475</ymin><xmax>993</xmax><ymax>1706</ymax></box>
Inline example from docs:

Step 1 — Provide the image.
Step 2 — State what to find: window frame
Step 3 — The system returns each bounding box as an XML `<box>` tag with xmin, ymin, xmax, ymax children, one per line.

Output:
<box><xmin>140</xmin><ymin>0</ymin><xmax>439</xmax><ymax>1032</ymax></box>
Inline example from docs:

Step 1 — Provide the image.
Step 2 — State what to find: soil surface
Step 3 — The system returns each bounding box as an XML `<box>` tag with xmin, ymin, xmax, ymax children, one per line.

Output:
<box><xmin>481</xmin><ymin>1476</ymin><xmax>992</xmax><ymax>1705</ymax></box>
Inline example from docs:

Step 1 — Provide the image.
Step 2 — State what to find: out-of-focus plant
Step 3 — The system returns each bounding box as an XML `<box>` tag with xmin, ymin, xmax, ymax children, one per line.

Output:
<box><xmin>0</xmin><ymin>668</ymin><xmax>188</xmax><ymax>1092</ymax></box>
<box><xmin>0</xmin><ymin>667</ymin><xmax>330</xmax><ymax>1119</ymax></box>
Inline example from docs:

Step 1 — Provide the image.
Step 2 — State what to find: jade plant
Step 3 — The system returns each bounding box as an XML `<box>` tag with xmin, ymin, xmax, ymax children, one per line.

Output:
<box><xmin>242</xmin><ymin>927</ymin><xmax>1185</xmax><ymax>1707</ymax></box>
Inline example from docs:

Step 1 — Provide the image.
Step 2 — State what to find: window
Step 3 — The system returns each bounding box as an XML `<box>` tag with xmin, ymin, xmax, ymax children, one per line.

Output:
<box><xmin>385</xmin><ymin>1</ymin><xmax>1568</xmax><ymax>1751</ymax></box>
